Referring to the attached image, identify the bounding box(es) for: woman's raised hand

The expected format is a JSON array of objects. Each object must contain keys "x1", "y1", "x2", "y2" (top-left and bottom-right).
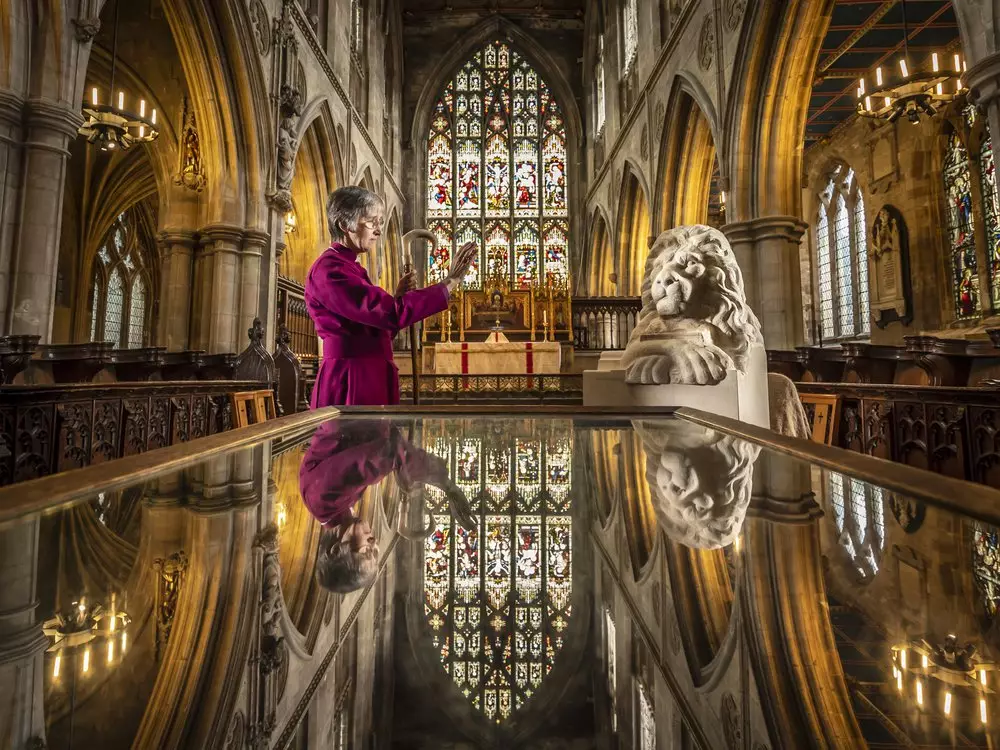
[
  {"x1": 447, "y1": 241, "x2": 478, "y2": 284},
  {"x1": 394, "y1": 270, "x2": 416, "y2": 296}
]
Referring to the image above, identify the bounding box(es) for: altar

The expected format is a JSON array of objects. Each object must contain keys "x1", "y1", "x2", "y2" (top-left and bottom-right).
[{"x1": 434, "y1": 340, "x2": 561, "y2": 375}]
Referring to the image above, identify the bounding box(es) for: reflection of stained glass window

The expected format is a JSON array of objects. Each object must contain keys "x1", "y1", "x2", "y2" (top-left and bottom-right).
[
  {"x1": 90, "y1": 273, "x2": 101, "y2": 341},
  {"x1": 595, "y1": 35, "x2": 606, "y2": 133},
  {"x1": 943, "y1": 129, "x2": 980, "y2": 319},
  {"x1": 605, "y1": 607, "x2": 617, "y2": 730},
  {"x1": 636, "y1": 678, "x2": 655, "y2": 750},
  {"x1": 815, "y1": 165, "x2": 869, "y2": 341},
  {"x1": 622, "y1": 0, "x2": 638, "y2": 77},
  {"x1": 423, "y1": 422, "x2": 573, "y2": 724},
  {"x1": 827, "y1": 472, "x2": 885, "y2": 581},
  {"x1": 973, "y1": 522, "x2": 1000, "y2": 619},
  {"x1": 425, "y1": 41, "x2": 568, "y2": 289},
  {"x1": 979, "y1": 133, "x2": 1000, "y2": 307}
]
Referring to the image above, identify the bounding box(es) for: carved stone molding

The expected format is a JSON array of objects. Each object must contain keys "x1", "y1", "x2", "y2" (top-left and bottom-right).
[
  {"x1": 224, "y1": 711, "x2": 245, "y2": 750},
  {"x1": 722, "y1": 692, "x2": 742, "y2": 750},
  {"x1": 72, "y1": 17, "x2": 101, "y2": 43},
  {"x1": 640, "y1": 124, "x2": 649, "y2": 161},
  {"x1": 0, "y1": 90, "x2": 24, "y2": 128},
  {"x1": 23, "y1": 100, "x2": 85, "y2": 141},
  {"x1": 250, "y1": 0, "x2": 271, "y2": 56},
  {"x1": 724, "y1": 0, "x2": 747, "y2": 32},
  {"x1": 698, "y1": 15, "x2": 716, "y2": 71},
  {"x1": 723, "y1": 216, "x2": 809, "y2": 244},
  {"x1": 966, "y1": 52, "x2": 1000, "y2": 109}
]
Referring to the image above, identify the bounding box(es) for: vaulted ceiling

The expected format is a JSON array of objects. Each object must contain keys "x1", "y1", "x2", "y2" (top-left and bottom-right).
[
  {"x1": 400, "y1": 0, "x2": 584, "y2": 20},
  {"x1": 807, "y1": 0, "x2": 961, "y2": 144}
]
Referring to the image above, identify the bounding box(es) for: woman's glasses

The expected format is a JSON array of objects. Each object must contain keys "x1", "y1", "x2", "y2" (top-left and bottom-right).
[{"x1": 358, "y1": 216, "x2": 385, "y2": 229}]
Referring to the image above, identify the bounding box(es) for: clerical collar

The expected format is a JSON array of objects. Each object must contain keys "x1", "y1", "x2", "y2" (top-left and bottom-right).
[{"x1": 331, "y1": 242, "x2": 359, "y2": 262}]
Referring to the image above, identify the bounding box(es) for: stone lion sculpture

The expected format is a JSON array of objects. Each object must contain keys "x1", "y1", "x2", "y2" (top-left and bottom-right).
[
  {"x1": 633, "y1": 420, "x2": 761, "y2": 549},
  {"x1": 621, "y1": 225, "x2": 762, "y2": 385}
]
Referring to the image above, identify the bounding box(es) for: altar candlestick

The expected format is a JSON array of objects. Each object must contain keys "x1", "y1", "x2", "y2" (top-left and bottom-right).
[
  {"x1": 543, "y1": 309, "x2": 548, "y2": 341},
  {"x1": 441, "y1": 311, "x2": 447, "y2": 342},
  {"x1": 459, "y1": 288, "x2": 465, "y2": 342},
  {"x1": 529, "y1": 281, "x2": 536, "y2": 341}
]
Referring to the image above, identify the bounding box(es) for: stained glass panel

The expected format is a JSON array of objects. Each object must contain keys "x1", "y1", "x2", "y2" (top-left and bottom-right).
[
  {"x1": 596, "y1": 36, "x2": 606, "y2": 133},
  {"x1": 422, "y1": 424, "x2": 573, "y2": 724},
  {"x1": 816, "y1": 205, "x2": 834, "y2": 340},
  {"x1": 542, "y1": 220, "x2": 569, "y2": 285},
  {"x1": 605, "y1": 607, "x2": 617, "y2": 730},
  {"x1": 943, "y1": 130, "x2": 980, "y2": 318},
  {"x1": 834, "y1": 193, "x2": 854, "y2": 337},
  {"x1": 637, "y1": 679, "x2": 655, "y2": 750},
  {"x1": 128, "y1": 275, "x2": 145, "y2": 348},
  {"x1": 853, "y1": 192, "x2": 870, "y2": 334},
  {"x1": 428, "y1": 220, "x2": 453, "y2": 283},
  {"x1": 979, "y1": 133, "x2": 1000, "y2": 307},
  {"x1": 425, "y1": 40, "x2": 568, "y2": 289},
  {"x1": 973, "y1": 522, "x2": 1000, "y2": 619},
  {"x1": 90, "y1": 274, "x2": 101, "y2": 342},
  {"x1": 455, "y1": 220, "x2": 482, "y2": 289},
  {"x1": 104, "y1": 268, "x2": 124, "y2": 346}
]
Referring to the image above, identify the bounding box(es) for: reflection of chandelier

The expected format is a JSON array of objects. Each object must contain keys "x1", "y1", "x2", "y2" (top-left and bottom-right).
[
  {"x1": 43, "y1": 594, "x2": 131, "y2": 681},
  {"x1": 856, "y1": 0, "x2": 965, "y2": 124},
  {"x1": 78, "y1": 0, "x2": 159, "y2": 151},
  {"x1": 891, "y1": 634, "x2": 996, "y2": 725}
]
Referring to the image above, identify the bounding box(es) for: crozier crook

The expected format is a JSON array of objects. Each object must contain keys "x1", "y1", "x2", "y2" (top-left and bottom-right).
[{"x1": 402, "y1": 229, "x2": 437, "y2": 404}]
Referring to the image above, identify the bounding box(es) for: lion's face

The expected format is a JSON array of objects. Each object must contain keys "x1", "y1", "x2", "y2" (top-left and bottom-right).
[{"x1": 649, "y1": 251, "x2": 709, "y2": 318}]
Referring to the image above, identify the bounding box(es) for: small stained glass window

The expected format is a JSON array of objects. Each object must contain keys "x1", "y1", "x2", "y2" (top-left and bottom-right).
[
  {"x1": 979, "y1": 133, "x2": 1000, "y2": 307},
  {"x1": 943, "y1": 129, "x2": 980, "y2": 319},
  {"x1": 88, "y1": 209, "x2": 153, "y2": 349},
  {"x1": 637, "y1": 678, "x2": 655, "y2": 750},
  {"x1": 98, "y1": 246, "x2": 111, "y2": 265},
  {"x1": 623, "y1": 0, "x2": 638, "y2": 77},
  {"x1": 596, "y1": 35, "x2": 606, "y2": 133},
  {"x1": 128, "y1": 276, "x2": 146, "y2": 348}
]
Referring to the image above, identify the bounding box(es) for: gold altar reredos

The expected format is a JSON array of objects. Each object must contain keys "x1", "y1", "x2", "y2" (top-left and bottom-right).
[{"x1": 423, "y1": 271, "x2": 572, "y2": 346}]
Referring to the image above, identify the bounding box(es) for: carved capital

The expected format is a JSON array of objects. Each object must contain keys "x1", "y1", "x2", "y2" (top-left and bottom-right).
[
  {"x1": 157, "y1": 229, "x2": 198, "y2": 249},
  {"x1": 723, "y1": 216, "x2": 809, "y2": 245},
  {"x1": 966, "y1": 52, "x2": 1000, "y2": 109},
  {"x1": 0, "y1": 89, "x2": 24, "y2": 128},
  {"x1": 199, "y1": 224, "x2": 246, "y2": 250},
  {"x1": 23, "y1": 99, "x2": 84, "y2": 141},
  {"x1": 72, "y1": 17, "x2": 101, "y2": 43}
]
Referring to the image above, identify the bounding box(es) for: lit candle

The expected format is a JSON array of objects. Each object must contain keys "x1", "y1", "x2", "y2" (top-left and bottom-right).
[
  {"x1": 82, "y1": 648, "x2": 91, "y2": 674},
  {"x1": 858, "y1": 77, "x2": 866, "y2": 96},
  {"x1": 543, "y1": 310, "x2": 548, "y2": 328},
  {"x1": 53, "y1": 655, "x2": 61, "y2": 679},
  {"x1": 982, "y1": 698, "x2": 989, "y2": 724},
  {"x1": 955, "y1": 54, "x2": 962, "y2": 73},
  {"x1": 151, "y1": 109, "x2": 157, "y2": 125},
  {"x1": 876, "y1": 66, "x2": 883, "y2": 86},
  {"x1": 140, "y1": 99, "x2": 146, "y2": 117},
  {"x1": 932, "y1": 52, "x2": 940, "y2": 72},
  {"x1": 118, "y1": 91, "x2": 124, "y2": 109},
  {"x1": 916, "y1": 680, "x2": 924, "y2": 707},
  {"x1": 944, "y1": 691, "x2": 952, "y2": 716},
  {"x1": 92, "y1": 87, "x2": 99, "y2": 106},
  {"x1": 121, "y1": 631, "x2": 128, "y2": 654},
  {"x1": 899, "y1": 59, "x2": 909, "y2": 78},
  {"x1": 107, "y1": 640, "x2": 115, "y2": 664}
]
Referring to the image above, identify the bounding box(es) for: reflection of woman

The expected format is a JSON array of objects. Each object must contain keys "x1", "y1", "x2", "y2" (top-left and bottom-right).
[
  {"x1": 299, "y1": 419, "x2": 463, "y2": 592},
  {"x1": 305, "y1": 187, "x2": 476, "y2": 406}
]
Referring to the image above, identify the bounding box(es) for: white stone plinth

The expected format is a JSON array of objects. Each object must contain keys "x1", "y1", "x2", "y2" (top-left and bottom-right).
[{"x1": 583, "y1": 345, "x2": 769, "y2": 427}]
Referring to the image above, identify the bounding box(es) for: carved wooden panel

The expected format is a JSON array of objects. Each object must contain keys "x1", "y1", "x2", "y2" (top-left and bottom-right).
[
  {"x1": 123, "y1": 398, "x2": 150, "y2": 456},
  {"x1": 91, "y1": 399, "x2": 122, "y2": 465},
  {"x1": 861, "y1": 398, "x2": 892, "y2": 460},
  {"x1": 56, "y1": 401, "x2": 93, "y2": 472},
  {"x1": 191, "y1": 396, "x2": 209, "y2": 439},
  {"x1": 148, "y1": 397, "x2": 171, "y2": 450},
  {"x1": 892, "y1": 401, "x2": 927, "y2": 471},
  {"x1": 171, "y1": 397, "x2": 191, "y2": 443},
  {"x1": 13, "y1": 405, "x2": 52, "y2": 482},
  {"x1": 970, "y1": 406, "x2": 1000, "y2": 487},
  {"x1": 926, "y1": 403, "x2": 967, "y2": 480}
]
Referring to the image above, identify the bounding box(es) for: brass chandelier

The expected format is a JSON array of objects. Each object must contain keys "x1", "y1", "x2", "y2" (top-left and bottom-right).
[
  {"x1": 856, "y1": 0, "x2": 965, "y2": 124},
  {"x1": 78, "y1": 0, "x2": 159, "y2": 151}
]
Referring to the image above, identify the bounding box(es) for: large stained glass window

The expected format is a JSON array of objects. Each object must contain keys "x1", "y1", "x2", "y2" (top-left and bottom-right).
[
  {"x1": 88, "y1": 209, "x2": 153, "y2": 349},
  {"x1": 943, "y1": 129, "x2": 981, "y2": 319},
  {"x1": 979, "y1": 133, "x2": 1000, "y2": 306},
  {"x1": 423, "y1": 422, "x2": 573, "y2": 723},
  {"x1": 814, "y1": 165, "x2": 870, "y2": 341},
  {"x1": 426, "y1": 41, "x2": 569, "y2": 290},
  {"x1": 828, "y1": 472, "x2": 886, "y2": 581}
]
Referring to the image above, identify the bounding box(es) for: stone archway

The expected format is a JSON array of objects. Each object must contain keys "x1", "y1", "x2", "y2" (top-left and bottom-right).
[{"x1": 615, "y1": 165, "x2": 652, "y2": 297}]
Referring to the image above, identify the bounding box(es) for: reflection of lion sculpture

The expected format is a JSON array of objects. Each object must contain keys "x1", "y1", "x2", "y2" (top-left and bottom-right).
[
  {"x1": 633, "y1": 420, "x2": 761, "y2": 549},
  {"x1": 621, "y1": 225, "x2": 762, "y2": 385}
]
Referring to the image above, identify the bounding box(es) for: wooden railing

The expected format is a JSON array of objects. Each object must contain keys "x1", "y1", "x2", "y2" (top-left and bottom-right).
[
  {"x1": 400, "y1": 373, "x2": 583, "y2": 404},
  {"x1": 571, "y1": 297, "x2": 640, "y2": 351},
  {"x1": 793, "y1": 381, "x2": 1000, "y2": 489},
  {"x1": 276, "y1": 275, "x2": 319, "y2": 360},
  {"x1": 0, "y1": 380, "x2": 265, "y2": 486}
]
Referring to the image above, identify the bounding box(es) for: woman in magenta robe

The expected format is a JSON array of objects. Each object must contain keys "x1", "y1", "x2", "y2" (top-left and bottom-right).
[
  {"x1": 299, "y1": 418, "x2": 468, "y2": 592},
  {"x1": 305, "y1": 186, "x2": 477, "y2": 407}
]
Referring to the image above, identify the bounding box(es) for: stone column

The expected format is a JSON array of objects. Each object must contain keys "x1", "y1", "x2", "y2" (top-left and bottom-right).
[
  {"x1": 1, "y1": 100, "x2": 82, "y2": 340},
  {"x1": 199, "y1": 225, "x2": 245, "y2": 354},
  {"x1": 242, "y1": 229, "x2": 269, "y2": 345},
  {"x1": 0, "y1": 518, "x2": 49, "y2": 748},
  {"x1": 156, "y1": 230, "x2": 198, "y2": 351},
  {"x1": 724, "y1": 217, "x2": 809, "y2": 350},
  {"x1": 967, "y1": 54, "x2": 1000, "y2": 235},
  {"x1": 0, "y1": 91, "x2": 26, "y2": 338}
]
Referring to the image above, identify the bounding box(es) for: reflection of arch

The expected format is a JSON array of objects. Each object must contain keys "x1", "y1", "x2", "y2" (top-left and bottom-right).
[
  {"x1": 656, "y1": 80, "x2": 719, "y2": 230},
  {"x1": 283, "y1": 102, "x2": 343, "y2": 283},
  {"x1": 615, "y1": 165, "x2": 651, "y2": 297},
  {"x1": 618, "y1": 430, "x2": 656, "y2": 578}
]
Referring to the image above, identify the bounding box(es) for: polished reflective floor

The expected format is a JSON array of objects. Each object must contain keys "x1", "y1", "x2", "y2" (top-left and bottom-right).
[{"x1": 3, "y1": 412, "x2": 1000, "y2": 749}]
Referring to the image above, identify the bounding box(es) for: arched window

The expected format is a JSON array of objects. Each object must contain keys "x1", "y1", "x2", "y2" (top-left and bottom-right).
[
  {"x1": 423, "y1": 427, "x2": 573, "y2": 723},
  {"x1": 349, "y1": 0, "x2": 368, "y2": 122},
  {"x1": 815, "y1": 165, "x2": 870, "y2": 341},
  {"x1": 426, "y1": 40, "x2": 569, "y2": 290},
  {"x1": 828, "y1": 473, "x2": 886, "y2": 581},
  {"x1": 943, "y1": 128, "x2": 981, "y2": 319},
  {"x1": 979, "y1": 131, "x2": 1000, "y2": 306},
  {"x1": 88, "y1": 211, "x2": 152, "y2": 349},
  {"x1": 605, "y1": 606, "x2": 617, "y2": 730},
  {"x1": 622, "y1": 0, "x2": 638, "y2": 77}
]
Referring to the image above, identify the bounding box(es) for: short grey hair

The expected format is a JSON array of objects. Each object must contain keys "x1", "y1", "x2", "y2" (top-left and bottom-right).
[{"x1": 326, "y1": 186, "x2": 384, "y2": 241}]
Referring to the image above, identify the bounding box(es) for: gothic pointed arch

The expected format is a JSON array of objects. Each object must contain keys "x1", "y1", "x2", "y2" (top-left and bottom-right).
[
  {"x1": 615, "y1": 164, "x2": 651, "y2": 297},
  {"x1": 656, "y1": 77, "x2": 722, "y2": 230},
  {"x1": 586, "y1": 206, "x2": 615, "y2": 296}
]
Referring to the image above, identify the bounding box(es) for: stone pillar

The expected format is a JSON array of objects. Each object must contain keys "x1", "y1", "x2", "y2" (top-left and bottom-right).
[
  {"x1": 724, "y1": 217, "x2": 809, "y2": 350},
  {"x1": 0, "y1": 519, "x2": 48, "y2": 748},
  {"x1": 242, "y1": 230, "x2": 269, "y2": 346},
  {"x1": 967, "y1": 54, "x2": 1000, "y2": 234},
  {"x1": 1, "y1": 100, "x2": 82, "y2": 340},
  {"x1": 0, "y1": 91, "x2": 26, "y2": 338},
  {"x1": 200, "y1": 225, "x2": 245, "y2": 354},
  {"x1": 156, "y1": 230, "x2": 197, "y2": 351}
]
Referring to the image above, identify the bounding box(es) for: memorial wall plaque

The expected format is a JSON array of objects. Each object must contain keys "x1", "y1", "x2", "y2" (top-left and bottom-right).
[{"x1": 869, "y1": 204, "x2": 913, "y2": 328}]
